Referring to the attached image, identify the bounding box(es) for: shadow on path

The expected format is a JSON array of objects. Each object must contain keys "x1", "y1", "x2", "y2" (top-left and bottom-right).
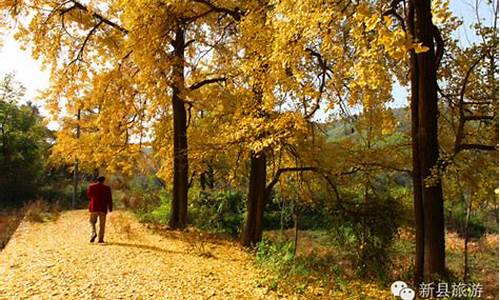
[{"x1": 102, "y1": 241, "x2": 186, "y2": 256}]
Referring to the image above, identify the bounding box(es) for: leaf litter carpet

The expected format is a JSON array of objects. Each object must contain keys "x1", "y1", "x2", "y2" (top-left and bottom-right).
[{"x1": 0, "y1": 210, "x2": 273, "y2": 299}]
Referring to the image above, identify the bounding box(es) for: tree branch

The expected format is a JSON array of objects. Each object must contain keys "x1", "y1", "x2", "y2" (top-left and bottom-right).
[
  {"x1": 463, "y1": 115, "x2": 495, "y2": 121},
  {"x1": 457, "y1": 144, "x2": 497, "y2": 151},
  {"x1": 185, "y1": 39, "x2": 196, "y2": 48},
  {"x1": 454, "y1": 52, "x2": 489, "y2": 153},
  {"x1": 266, "y1": 167, "x2": 318, "y2": 196},
  {"x1": 192, "y1": 0, "x2": 243, "y2": 21},
  {"x1": 433, "y1": 25, "x2": 444, "y2": 70},
  {"x1": 189, "y1": 77, "x2": 226, "y2": 90},
  {"x1": 75, "y1": 19, "x2": 103, "y2": 62},
  {"x1": 304, "y1": 48, "x2": 332, "y2": 119},
  {"x1": 382, "y1": 0, "x2": 406, "y2": 32},
  {"x1": 62, "y1": 1, "x2": 129, "y2": 34}
]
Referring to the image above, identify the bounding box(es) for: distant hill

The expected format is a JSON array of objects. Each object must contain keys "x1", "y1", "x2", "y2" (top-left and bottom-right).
[{"x1": 323, "y1": 107, "x2": 410, "y2": 140}]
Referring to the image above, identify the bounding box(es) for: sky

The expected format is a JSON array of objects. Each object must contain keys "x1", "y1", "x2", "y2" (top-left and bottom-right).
[
  {"x1": 0, "y1": 0, "x2": 496, "y2": 125},
  {"x1": 0, "y1": 32, "x2": 50, "y2": 104}
]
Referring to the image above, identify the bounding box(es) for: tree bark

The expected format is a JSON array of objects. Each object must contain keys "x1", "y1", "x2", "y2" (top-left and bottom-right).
[
  {"x1": 241, "y1": 153, "x2": 267, "y2": 247},
  {"x1": 293, "y1": 203, "x2": 299, "y2": 257},
  {"x1": 407, "y1": 1, "x2": 425, "y2": 285},
  {"x1": 72, "y1": 108, "x2": 81, "y2": 209},
  {"x1": 169, "y1": 26, "x2": 189, "y2": 229},
  {"x1": 463, "y1": 194, "x2": 471, "y2": 282},
  {"x1": 200, "y1": 172, "x2": 206, "y2": 191},
  {"x1": 200, "y1": 164, "x2": 214, "y2": 191},
  {"x1": 415, "y1": 0, "x2": 446, "y2": 278}
]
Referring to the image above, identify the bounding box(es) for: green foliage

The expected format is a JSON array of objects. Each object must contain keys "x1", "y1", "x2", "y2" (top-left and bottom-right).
[
  {"x1": 136, "y1": 190, "x2": 171, "y2": 224},
  {"x1": 256, "y1": 238, "x2": 296, "y2": 273},
  {"x1": 445, "y1": 202, "x2": 489, "y2": 238},
  {"x1": 36, "y1": 177, "x2": 91, "y2": 209},
  {"x1": 262, "y1": 194, "x2": 294, "y2": 230},
  {"x1": 130, "y1": 184, "x2": 245, "y2": 234},
  {"x1": 122, "y1": 175, "x2": 169, "y2": 223},
  {"x1": 328, "y1": 192, "x2": 403, "y2": 279},
  {"x1": 189, "y1": 189, "x2": 245, "y2": 236},
  {"x1": 264, "y1": 192, "x2": 331, "y2": 231},
  {"x1": 256, "y1": 238, "x2": 335, "y2": 279},
  {"x1": 255, "y1": 237, "x2": 343, "y2": 294},
  {"x1": 0, "y1": 73, "x2": 51, "y2": 205}
]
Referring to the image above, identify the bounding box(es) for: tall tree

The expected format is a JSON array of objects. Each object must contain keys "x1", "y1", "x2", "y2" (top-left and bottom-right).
[
  {"x1": 406, "y1": 1, "x2": 425, "y2": 282},
  {"x1": 414, "y1": 0, "x2": 446, "y2": 277},
  {"x1": 0, "y1": 73, "x2": 50, "y2": 204},
  {"x1": 1, "y1": 0, "x2": 232, "y2": 228}
]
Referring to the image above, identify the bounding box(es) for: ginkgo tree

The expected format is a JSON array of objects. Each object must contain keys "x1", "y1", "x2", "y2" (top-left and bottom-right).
[
  {"x1": 437, "y1": 2, "x2": 498, "y2": 281},
  {"x1": 192, "y1": 0, "x2": 426, "y2": 246},
  {"x1": 1, "y1": 0, "x2": 240, "y2": 228}
]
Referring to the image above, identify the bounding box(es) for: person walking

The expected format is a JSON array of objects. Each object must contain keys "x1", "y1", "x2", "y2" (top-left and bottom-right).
[{"x1": 86, "y1": 176, "x2": 113, "y2": 243}]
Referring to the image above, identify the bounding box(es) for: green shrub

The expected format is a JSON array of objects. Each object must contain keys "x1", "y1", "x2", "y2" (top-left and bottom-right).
[
  {"x1": 124, "y1": 175, "x2": 170, "y2": 224},
  {"x1": 256, "y1": 238, "x2": 296, "y2": 273},
  {"x1": 189, "y1": 189, "x2": 244, "y2": 236},
  {"x1": 136, "y1": 190, "x2": 171, "y2": 224},
  {"x1": 263, "y1": 192, "x2": 331, "y2": 231},
  {"x1": 24, "y1": 199, "x2": 60, "y2": 222},
  {"x1": 255, "y1": 237, "x2": 340, "y2": 294},
  {"x1": 328, "y1": 192, "x2": 403, "y2": 279},
  {"x1": 446, "y1": 203, "x2": 488, "y2": 238}
]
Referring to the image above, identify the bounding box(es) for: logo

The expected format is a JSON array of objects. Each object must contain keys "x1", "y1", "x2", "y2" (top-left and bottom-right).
[{"x1": 391, "y1": 281, "x2": 416, "y2": 300}]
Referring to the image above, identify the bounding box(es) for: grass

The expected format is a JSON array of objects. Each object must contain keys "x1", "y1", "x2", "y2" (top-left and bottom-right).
[
  {"x1": 253, "y1": 228, "x2": 498, "y2": 299},
  {"x1": 254, "y1": 230, "x2": 391, "y2": 299},
  {"x1": 24, "y1": 199, "x2": 61, "y2": 223}
]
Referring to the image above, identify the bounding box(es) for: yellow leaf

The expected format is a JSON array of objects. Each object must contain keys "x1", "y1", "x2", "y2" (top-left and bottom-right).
[{"x1": 414, "y1": 43, "x2": 429, "y2": 53}]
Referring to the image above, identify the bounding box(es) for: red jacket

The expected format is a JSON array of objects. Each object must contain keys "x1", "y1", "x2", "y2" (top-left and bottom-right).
[{"x1": 87, "y1": 182, "x2": 113, "y2": 213}]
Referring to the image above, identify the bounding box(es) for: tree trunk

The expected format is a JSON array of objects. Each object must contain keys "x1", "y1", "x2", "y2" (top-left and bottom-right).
[
  {"x1": 241, "y1": 153, "x2": 267, "y2": 247},
  {"x1": 463, "y1": 195, "x2": 471, "y2": 282},
  {"x1": 293, "y1": 203, "x2": 299, "y2": 257},
  {"x1": 207, "y1": 164, "x2": 214, "y2": 189},
  {"x1": 93, "y1": 168, "x2": 99, "y2": 181},
  {"x1": 280, "y1": 196, "x2": 286, "y2": 233},
  {"x1": 169, "y1": 26, "x2": 189, "y2": 229},
  {"x1": 200, "y1": 172, "x2": 206, "y2": 190},
  {"x1": 72, "y1": 159, "x2": 79, "y2": 208},
  {"x1": 200, "y1": 164, "x2": 214, "y2": 191},
  {"x1": 415, "y1": 0, "x2": 446, "y2": 279},
  {"x1": 407, "y1": 2, "x2": 425, "y2": 285},
  {"x1": 72, "y1": 108, "x2": 81, "y2": 209}
]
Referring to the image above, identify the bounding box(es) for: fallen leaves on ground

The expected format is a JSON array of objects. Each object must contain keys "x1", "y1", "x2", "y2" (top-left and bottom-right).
[{"x1": 0, "y1": 210, "x2": 276, "y2": 299}]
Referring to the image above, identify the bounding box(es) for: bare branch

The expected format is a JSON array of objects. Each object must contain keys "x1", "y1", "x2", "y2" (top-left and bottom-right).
[
  {"x1": 77, "y1": 19, "x2": 103, "y2": 61},
  {"x1": 454, "y1": 52, "x2": 489, "y2": 153}
]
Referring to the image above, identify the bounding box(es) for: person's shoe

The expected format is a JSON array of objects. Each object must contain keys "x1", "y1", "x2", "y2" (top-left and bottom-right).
[
  {"x1": 90, "y1": 233, "x2": 97, "y2": 243},
  {"x1": 98, "y1": 240, "x2": 104, "y2": 243}
]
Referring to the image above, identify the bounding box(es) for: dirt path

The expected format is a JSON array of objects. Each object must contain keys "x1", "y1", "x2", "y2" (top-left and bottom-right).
[{"x1": 0, "y1": 210, "x2": 274, "y2": 299}]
